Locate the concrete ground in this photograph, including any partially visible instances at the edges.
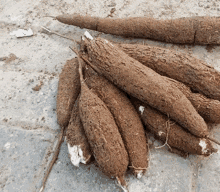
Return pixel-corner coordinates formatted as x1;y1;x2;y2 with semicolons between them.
1;0;220;191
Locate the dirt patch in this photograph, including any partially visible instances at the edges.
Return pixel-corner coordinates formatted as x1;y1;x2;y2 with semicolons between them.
3;53;18;64
32;81;44;91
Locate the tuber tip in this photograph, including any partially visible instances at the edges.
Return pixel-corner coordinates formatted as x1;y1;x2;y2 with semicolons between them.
39;186;44;192
43;15;56;19
135;170;144;179
116;176;129;192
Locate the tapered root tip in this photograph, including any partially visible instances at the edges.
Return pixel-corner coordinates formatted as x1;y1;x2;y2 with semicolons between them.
39;186;44;192
43;16;56;19
116;176;129;192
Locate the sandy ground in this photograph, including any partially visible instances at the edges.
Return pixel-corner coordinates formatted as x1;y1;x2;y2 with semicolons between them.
1;0;220;192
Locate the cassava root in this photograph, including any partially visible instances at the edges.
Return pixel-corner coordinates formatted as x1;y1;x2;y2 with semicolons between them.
81;36;210;139
131;97;218;156
52;14;220;45
66;97;92;166
56;58;80;127
118;43;220;101
84;65;149;178
77;54;129;191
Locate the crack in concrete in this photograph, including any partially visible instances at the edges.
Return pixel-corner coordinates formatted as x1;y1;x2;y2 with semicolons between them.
30;134;57;192
0;121;58;134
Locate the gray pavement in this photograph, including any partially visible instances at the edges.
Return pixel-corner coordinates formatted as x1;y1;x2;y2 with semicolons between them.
1;0;220;192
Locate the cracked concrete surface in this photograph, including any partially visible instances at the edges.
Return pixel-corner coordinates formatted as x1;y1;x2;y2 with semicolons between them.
1;0;220;192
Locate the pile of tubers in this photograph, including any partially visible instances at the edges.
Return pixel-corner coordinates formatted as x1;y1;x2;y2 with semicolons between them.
42;15;220;192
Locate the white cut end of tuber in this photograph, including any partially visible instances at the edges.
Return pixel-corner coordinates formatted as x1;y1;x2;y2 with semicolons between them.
138;106;145;115
136;170;144;179
84;31;94;40
67;142;88;167
199;139;208;154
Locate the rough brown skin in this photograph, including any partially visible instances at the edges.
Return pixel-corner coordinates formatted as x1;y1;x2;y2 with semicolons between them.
82;37;209;139
78;60;128;189
131;98;217;156
55;14;220;45
56;58;80;127
84;66;148;177
118;43;220;101
167;78;220;124
66;98;92;164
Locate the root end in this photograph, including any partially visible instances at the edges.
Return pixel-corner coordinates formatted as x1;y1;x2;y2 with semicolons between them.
116;176;129;192
43;16;56;19
39;186;44;192
135;170;144;179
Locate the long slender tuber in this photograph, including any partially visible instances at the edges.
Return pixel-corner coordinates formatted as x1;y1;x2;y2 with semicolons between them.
51;14;220;45
81;36;209;139
118;43;220;101
66;97;92;167
77;57;129;191
56;58;80;127
84;65;148;178
131;98;217;156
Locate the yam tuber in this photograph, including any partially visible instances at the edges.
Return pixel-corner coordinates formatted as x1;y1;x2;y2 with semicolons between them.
78;58;129;191
118;43;220;101
167;78;220;123
56;58;80;127
131;98;217;156
53;14;220;45
66;98;92;167
81;36;209;139
84;66;148;178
